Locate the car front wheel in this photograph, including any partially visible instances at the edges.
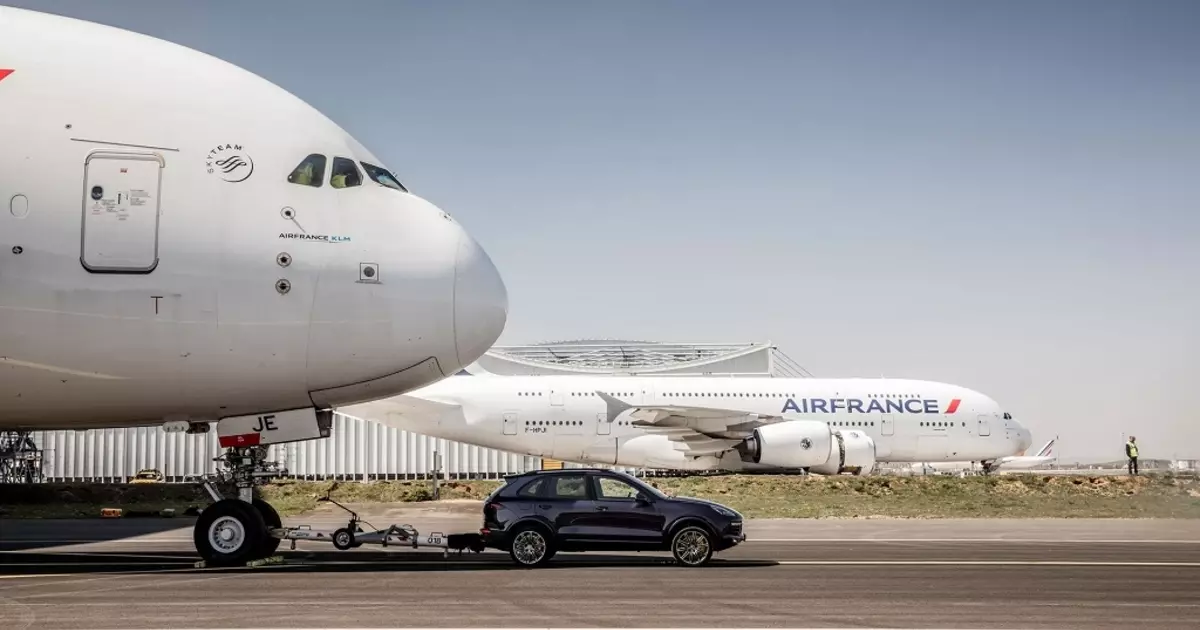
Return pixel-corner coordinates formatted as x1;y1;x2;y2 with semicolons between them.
508;525;553;567
671;525;714;567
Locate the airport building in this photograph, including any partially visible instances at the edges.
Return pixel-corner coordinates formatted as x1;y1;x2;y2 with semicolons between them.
475;340;813;378
17;340;811;483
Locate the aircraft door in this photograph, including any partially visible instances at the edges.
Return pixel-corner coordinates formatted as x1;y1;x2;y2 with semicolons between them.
503;412;518;435
881;414;895;436
978;415;991;436
596;412;611;435
80;151;165;273
550;389;564;406
639;385;655;405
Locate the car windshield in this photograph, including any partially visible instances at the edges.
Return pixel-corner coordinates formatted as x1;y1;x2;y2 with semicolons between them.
360;161;408;192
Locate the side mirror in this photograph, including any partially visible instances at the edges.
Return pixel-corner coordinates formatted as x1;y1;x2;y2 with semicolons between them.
635;492;652;505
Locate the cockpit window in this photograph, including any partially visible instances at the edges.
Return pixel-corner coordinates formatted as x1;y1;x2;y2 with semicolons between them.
330;157;362;189
287;154;326;187
360;161;408;192
1003;412;1012;420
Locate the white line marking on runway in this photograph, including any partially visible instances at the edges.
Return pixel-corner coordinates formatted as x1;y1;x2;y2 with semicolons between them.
8;537;1200;545
752;538;1200;543
90;624;1193;630
0;573;74;580
775;560;1200;567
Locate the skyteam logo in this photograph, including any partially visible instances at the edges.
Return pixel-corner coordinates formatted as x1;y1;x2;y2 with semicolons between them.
781;397;962;415
206;143;254;183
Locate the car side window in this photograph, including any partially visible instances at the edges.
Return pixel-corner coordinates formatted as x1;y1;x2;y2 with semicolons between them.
516;477;546;498
287;154;326;187
550;475;588;499
330;157;362;189
596;476;639;500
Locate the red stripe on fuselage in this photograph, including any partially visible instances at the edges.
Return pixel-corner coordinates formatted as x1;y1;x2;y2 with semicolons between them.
0;70;13;82
218;432;262;448
946;399;961;414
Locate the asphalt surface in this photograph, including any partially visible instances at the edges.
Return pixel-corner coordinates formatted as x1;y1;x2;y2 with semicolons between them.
2;514;1199;629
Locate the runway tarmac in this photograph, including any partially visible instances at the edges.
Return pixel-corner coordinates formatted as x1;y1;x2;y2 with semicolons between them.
2;515;1198;629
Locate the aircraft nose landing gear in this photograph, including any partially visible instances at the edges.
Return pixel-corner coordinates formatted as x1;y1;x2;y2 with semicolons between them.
193;445;285;566
192;407;330;566
194;498;268;566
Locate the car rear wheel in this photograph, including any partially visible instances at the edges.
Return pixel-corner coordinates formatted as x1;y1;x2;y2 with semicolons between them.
671;525;714;567
508;525;553;567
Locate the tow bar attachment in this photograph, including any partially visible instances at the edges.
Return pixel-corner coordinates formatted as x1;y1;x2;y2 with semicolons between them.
272;496;486;558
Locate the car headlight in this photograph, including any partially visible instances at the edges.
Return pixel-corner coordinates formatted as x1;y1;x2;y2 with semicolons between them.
711;504;737;518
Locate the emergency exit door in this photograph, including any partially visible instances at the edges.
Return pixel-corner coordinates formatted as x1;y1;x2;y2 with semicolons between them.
80;150;165;273
503;412;518;435
881;414;895;436
977;415;991;436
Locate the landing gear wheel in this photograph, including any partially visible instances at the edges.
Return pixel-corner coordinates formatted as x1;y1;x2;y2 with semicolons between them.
671;525;714;567
332;527;356;551
193;498;267;566
252;498;282;557
508;525;553;567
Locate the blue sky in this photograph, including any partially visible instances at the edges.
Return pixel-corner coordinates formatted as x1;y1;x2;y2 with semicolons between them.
14;0;1199;462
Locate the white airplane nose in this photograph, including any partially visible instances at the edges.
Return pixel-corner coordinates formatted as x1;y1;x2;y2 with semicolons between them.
453;232;507;369
1015;424;1032;453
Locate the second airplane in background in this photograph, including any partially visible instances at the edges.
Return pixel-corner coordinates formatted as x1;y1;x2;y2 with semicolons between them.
340;369;1033;475
907;437;1057;475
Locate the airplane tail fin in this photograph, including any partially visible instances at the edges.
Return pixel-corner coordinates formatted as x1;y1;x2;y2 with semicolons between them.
1036;437;1056;458
594;390;633;423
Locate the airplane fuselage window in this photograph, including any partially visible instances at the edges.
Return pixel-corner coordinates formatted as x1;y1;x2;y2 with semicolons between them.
331;157;363;188
360;161;408;192
287;154;327;187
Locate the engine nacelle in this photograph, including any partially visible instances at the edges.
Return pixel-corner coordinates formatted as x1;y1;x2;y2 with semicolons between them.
810;429;878;476
738;421;835;469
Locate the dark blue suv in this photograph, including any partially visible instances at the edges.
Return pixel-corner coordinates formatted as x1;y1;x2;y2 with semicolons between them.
481;468;745;567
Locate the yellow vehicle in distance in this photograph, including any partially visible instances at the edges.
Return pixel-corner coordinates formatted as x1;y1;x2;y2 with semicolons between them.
129;469;164;484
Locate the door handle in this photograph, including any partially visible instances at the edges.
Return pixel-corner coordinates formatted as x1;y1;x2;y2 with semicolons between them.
594;506;608;511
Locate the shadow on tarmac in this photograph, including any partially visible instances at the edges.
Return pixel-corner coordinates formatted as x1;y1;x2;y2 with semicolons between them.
0;517;197;551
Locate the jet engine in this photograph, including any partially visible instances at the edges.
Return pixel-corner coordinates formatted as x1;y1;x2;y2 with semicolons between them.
810;429;878;476
737;421;836;469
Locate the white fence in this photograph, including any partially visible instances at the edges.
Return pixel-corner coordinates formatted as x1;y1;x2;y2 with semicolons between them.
31;413;543;482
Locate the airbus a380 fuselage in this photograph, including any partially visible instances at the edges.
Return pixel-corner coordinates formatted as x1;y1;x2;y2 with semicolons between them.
0;7;507;431
0;7;507;566
340;374;1034;475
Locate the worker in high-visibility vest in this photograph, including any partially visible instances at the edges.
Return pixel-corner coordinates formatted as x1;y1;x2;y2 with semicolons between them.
1125;436;1139;475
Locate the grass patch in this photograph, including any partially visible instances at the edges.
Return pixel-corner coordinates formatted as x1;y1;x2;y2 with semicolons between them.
3;473;1198;519
648;473;1200;518
258;479;500;516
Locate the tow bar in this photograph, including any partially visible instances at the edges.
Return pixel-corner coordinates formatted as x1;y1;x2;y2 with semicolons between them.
271;496;486;557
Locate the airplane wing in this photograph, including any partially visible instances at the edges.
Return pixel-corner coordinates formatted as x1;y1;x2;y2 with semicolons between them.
334;395;460;431
594;390;784;457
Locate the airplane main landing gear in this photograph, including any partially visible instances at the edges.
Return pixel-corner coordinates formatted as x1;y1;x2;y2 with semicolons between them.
192;445;286;566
